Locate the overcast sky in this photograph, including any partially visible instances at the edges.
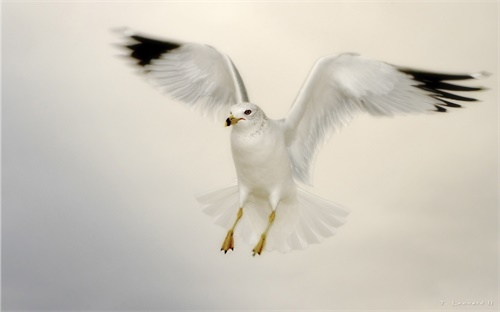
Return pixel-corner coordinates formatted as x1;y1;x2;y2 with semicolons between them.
2;1;498;311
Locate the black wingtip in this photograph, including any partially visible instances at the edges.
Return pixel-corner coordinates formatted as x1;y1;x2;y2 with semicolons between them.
398;68;477;81
434;105;447;112
419;81;483;92
398;67;488;112
125;35;182;67
437;99;462;108
420;87;479;102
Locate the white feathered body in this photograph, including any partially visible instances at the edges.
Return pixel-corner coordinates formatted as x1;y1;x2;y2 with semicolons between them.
200;110;350;252
230;119;296;202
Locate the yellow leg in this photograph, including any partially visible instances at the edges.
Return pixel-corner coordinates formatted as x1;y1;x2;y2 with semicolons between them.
252;211;276;256
221;207;243;253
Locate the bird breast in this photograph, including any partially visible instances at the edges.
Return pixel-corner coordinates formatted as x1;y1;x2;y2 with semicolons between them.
230;121;295;195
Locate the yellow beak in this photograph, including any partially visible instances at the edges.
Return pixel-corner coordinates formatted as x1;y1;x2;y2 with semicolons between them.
225;114;239;127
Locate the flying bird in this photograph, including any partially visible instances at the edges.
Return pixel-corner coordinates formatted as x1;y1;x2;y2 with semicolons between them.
118;29;488;255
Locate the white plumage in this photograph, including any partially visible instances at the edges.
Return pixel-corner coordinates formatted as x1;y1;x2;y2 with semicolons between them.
118;29;487;254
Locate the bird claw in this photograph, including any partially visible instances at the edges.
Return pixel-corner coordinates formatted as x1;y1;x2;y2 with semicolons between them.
252;234;266;256
221;229;235;253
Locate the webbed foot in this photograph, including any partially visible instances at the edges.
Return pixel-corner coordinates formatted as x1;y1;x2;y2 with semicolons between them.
252;233;266;256
252;211;276;256
221;229;235;253
220;207;243;254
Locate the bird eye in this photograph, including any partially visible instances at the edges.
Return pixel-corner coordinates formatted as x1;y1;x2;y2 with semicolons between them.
244;110;252;115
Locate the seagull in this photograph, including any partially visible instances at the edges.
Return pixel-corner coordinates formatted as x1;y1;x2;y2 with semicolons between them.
118;29;488;255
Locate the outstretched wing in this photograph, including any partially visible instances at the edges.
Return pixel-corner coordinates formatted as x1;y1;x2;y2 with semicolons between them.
284;53;487;185
120;30;249;119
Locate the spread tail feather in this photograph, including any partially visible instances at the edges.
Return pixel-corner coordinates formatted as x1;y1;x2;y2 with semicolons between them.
196;185;349;253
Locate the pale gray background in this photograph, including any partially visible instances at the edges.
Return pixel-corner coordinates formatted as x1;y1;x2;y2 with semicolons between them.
2;1;498;311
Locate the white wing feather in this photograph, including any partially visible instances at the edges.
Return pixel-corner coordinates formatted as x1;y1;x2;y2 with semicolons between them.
123;33;248;119
285;53;458;185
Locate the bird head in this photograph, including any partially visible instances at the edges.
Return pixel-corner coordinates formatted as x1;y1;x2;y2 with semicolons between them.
225;102;266;128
